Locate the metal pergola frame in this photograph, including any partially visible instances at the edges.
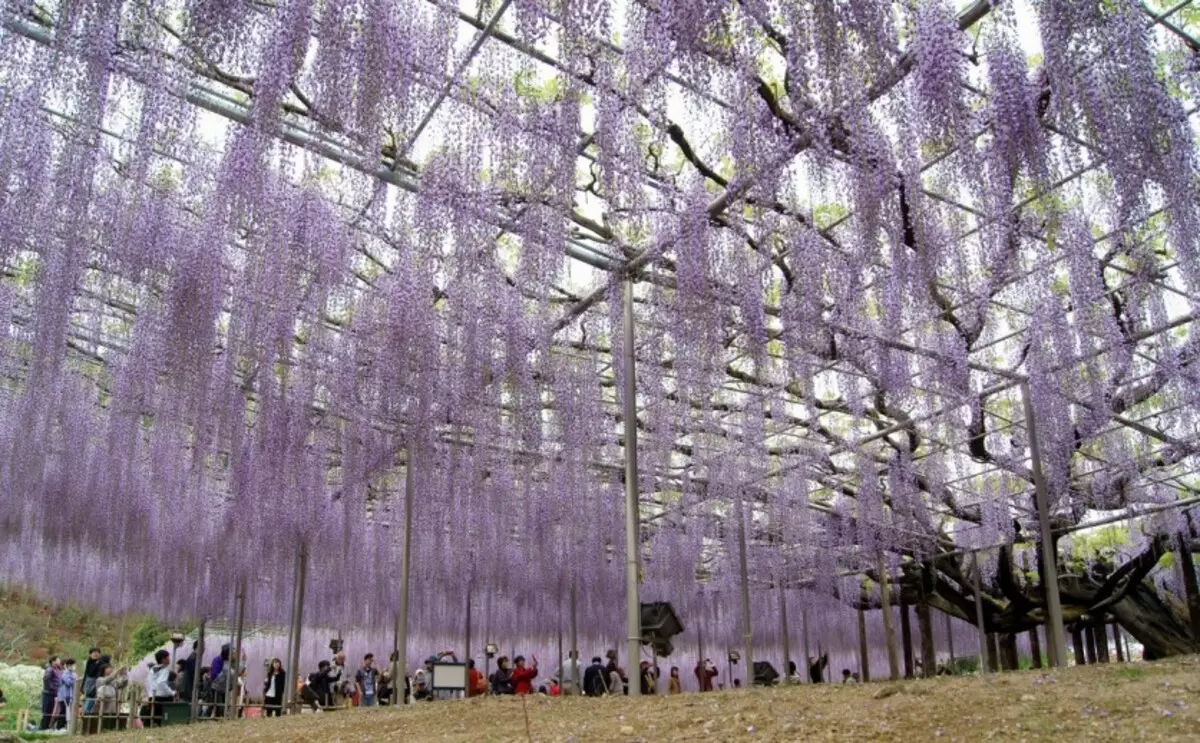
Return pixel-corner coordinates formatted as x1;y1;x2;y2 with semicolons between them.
2;0;1199;687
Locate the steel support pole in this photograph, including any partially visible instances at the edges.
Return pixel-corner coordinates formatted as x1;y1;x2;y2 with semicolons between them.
946;612;956;664
778;578;791;682
284;549;300;703
465;590;473;697
395;448;416;691
970;551;989;674
622;276;643;696
734;492;754;687
230;577;247;717
190;619;206;722
878;554;899;681
570;581;580;692
856;597;870;683
1021;381;1068;668
288;545;307;713
801;605;811;684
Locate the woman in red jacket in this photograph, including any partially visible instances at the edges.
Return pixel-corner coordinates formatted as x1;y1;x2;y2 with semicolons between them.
511;655;538;695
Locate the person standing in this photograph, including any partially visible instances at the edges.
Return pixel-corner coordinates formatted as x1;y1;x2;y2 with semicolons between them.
93;663;129;732
262;658;286;717
668;666;682;695
556;651;582;695
694;658;718;692
82;648;103;715
511;655;538;695
583;657;607;696
489;656;514;695
53;658;77;730
355;654;379;707
328;651;347;708
177;642;198;703
38;656;61;730
145;650;175;727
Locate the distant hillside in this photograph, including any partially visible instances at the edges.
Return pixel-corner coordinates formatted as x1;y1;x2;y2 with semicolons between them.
0;585;146;666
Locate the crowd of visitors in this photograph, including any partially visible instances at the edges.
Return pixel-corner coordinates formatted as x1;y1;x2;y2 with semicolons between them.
28;639;841;730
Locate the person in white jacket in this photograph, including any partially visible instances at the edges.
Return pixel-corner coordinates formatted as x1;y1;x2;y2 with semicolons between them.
145;650;175;727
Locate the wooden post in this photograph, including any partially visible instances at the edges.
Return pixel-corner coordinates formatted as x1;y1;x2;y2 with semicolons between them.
899;599;915;679
1084;625;1098;664
878;554;900;681
945;612;955;665
1112;623;1125;662
1096;623;1110;663
1029;625;1043;669
917;566;936;678
857;595;870;683
986;633;1000;672
970;551;989;674
1175;532;1200;640
999;633;1019;671
1071;626;1087;665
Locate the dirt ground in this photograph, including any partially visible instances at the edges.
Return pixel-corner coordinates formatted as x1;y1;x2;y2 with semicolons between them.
110;656;1200;742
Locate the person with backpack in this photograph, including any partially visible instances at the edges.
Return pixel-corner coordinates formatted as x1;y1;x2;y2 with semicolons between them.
583;657;607;696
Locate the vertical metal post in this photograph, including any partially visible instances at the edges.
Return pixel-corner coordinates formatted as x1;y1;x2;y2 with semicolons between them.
778;578;791;682
555;596;563;691
801;605;811;683
288;545;307;712
622;276;643;697
465;589;473;697
878;554;899;681
899;599;914;679
856;597;870;683
395;447;415;690
945;613;955;664
1021;381;1067;668
570;581;580;692
735;491;754;687
190;619;206;722
284;549;300;704
970;551;989;674
230;577;247;717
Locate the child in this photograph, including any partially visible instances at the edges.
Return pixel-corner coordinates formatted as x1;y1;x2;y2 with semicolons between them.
55;658;78;730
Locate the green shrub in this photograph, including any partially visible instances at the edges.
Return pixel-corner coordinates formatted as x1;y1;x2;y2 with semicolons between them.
129;619;170;661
